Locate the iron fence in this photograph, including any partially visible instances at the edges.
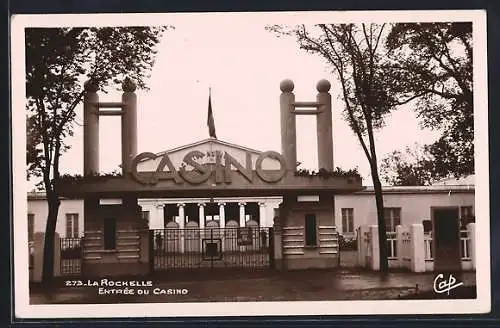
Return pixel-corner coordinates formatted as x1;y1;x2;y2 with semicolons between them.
150;227;273;270
60;237;82;276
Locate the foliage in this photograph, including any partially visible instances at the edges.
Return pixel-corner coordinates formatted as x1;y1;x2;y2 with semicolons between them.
380;144;434;186
339;234;357;251
59;171;123;184
294;167;361;180
26;26;169;281
384;22;473;180
26;26;169;182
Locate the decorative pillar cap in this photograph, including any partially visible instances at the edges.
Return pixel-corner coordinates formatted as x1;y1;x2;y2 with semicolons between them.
316;79;331;92
122;77;137;92
84;79;99;92
280;79;294;92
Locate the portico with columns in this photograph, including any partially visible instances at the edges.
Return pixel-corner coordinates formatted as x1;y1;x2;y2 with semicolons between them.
139;196;281;230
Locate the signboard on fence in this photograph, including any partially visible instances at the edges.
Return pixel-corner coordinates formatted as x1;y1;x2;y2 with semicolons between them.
237;227;253;246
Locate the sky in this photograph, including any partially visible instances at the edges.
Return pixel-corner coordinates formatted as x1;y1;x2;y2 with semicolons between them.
35;17;443;188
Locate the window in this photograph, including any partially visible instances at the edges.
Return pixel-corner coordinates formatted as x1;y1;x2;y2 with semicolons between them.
384;208;401;232
305;214;317;246
27;214;34;241
141;211;150;225
65;213;79;238
103;218;117;250
341;208;354;233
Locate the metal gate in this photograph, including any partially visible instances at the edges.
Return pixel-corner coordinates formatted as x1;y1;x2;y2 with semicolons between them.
60;237;82;275
150;227;274;270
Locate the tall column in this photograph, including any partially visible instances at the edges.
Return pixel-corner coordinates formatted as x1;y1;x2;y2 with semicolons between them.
239;202;246;227
177;203;185;253
154;204;164;229
218;202;225;228
177;203;185;228
121;78;138;176
83;80;99;175
279;79;297;172
316;79;333;171
259;202;267;227
198;203;205;229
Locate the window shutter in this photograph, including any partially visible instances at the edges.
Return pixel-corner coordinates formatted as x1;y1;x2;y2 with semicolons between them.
66;215;72;238
348;209;354;232
73;215;79;237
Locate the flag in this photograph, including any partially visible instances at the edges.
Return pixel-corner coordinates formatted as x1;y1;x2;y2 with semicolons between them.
207;89;217;139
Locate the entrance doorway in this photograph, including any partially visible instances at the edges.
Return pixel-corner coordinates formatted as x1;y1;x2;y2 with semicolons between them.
432;207;461;272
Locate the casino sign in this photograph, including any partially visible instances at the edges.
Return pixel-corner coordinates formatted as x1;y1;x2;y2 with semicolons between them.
130;149;287;185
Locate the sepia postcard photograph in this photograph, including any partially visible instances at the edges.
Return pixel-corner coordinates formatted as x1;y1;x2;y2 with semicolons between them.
11;10;490;318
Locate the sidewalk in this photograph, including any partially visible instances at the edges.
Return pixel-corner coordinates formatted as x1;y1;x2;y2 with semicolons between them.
29;268;476;304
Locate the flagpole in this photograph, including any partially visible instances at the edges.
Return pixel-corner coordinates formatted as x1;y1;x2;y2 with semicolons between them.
209;85;213;153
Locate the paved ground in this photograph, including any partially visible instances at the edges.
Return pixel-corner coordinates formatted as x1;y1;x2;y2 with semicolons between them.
30;266;476;304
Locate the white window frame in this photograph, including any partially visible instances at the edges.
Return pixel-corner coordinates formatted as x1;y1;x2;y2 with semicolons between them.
66;213;79;238
341;208;354;233
384;207;402;232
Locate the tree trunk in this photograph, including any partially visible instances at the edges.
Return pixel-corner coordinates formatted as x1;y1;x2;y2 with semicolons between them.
371;167;389;274
41;191;60;282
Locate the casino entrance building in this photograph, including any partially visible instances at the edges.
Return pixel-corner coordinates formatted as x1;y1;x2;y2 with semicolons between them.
59;78;363;277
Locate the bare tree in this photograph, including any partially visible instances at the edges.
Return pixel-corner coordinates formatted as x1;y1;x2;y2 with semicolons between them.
268;23;406;273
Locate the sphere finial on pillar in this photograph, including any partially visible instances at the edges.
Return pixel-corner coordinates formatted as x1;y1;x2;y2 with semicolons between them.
84;79;99;92
316;79;331;92
122;77;137;92
280;79;294;93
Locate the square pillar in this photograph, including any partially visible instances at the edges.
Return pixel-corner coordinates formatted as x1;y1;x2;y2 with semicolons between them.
357;225;370;268
410;223;425;272
467;222;476;269
396;225;404;269
369;225;380;271
239;202;246;227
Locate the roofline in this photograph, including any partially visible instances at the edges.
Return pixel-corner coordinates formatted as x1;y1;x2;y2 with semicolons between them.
27;184;475;200
152;138;264;159
355;185;475;194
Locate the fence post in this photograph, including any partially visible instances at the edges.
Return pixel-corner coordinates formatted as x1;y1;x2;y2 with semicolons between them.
369;225;380;271
410;224;425;272
32;232;45;283
357;225;368;268
396;225;404;269
149;230;154;273
53;233;61;277
467;223;476;270
273;219;283;270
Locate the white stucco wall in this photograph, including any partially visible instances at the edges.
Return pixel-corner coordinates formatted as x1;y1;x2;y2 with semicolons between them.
27;198;84;237
335;191;475;236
